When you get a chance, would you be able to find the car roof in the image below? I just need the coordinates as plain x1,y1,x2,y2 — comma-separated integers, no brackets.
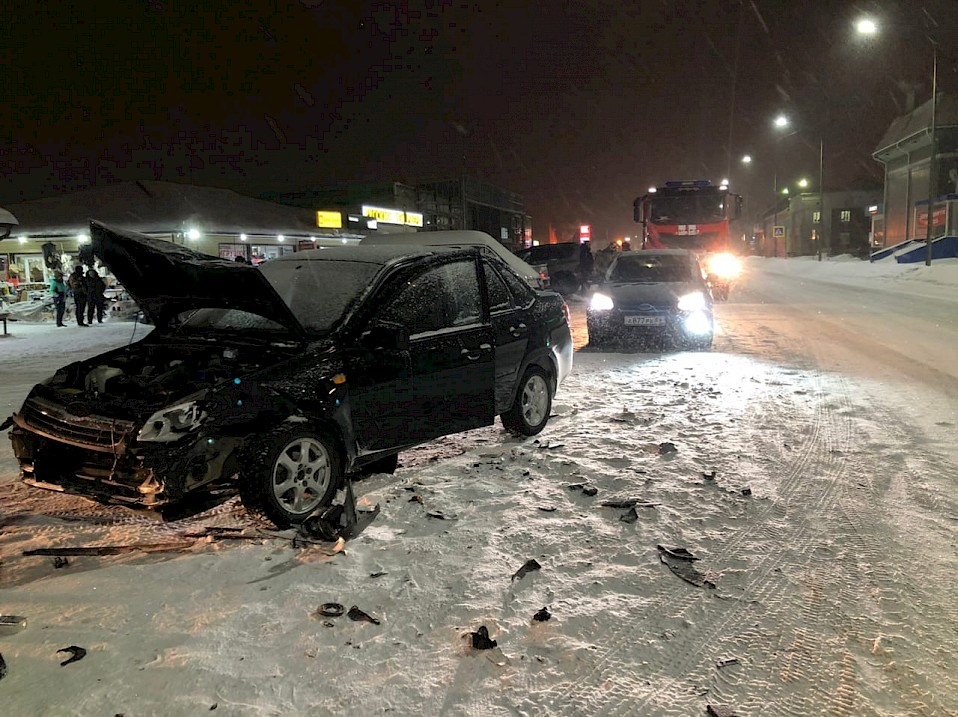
271,244,455,265
359,230,539,279
622,249,693,257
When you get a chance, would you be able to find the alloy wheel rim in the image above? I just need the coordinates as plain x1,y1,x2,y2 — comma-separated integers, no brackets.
521,375,549,426
271,437,331,515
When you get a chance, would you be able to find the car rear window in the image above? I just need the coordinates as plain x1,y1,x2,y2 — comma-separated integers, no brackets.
524,244,579,262
609,255,693,283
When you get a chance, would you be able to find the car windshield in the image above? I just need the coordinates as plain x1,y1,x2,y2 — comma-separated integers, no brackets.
259,257,382,333
609,254,692,283
522,244,578,262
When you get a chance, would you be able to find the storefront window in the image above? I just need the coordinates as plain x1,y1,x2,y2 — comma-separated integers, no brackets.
219,243,249,262
250,245,294,264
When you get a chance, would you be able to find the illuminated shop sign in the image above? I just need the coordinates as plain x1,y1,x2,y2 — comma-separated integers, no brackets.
316,210,343,228
361,205,424,227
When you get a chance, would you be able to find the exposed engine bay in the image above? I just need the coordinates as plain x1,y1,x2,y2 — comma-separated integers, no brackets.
40,340,287,416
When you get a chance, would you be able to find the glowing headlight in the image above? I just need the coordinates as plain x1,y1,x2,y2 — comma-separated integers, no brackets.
590,292,614,311
137,400,206,443
677,291,707,312
707,252,741,279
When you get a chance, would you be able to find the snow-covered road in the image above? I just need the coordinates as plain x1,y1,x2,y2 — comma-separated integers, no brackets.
0,258,956,716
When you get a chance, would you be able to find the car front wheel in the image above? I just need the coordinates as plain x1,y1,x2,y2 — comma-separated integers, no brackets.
501,365,553,436
239,425,342,528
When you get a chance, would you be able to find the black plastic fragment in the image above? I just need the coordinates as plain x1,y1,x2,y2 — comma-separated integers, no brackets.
741,487,752,496
538,506,557,512
470,625,497,650
620,507,639,523
702,471,717,480
511,559,542,581
582,486,598,497
347,606,381,625
601,499,637,509
0,651,6,680
532,607,552,622
52,556,70,569
656,545,699,561
57,645,87,666
658,442,678,455
706,705,739,717
299,480,380,541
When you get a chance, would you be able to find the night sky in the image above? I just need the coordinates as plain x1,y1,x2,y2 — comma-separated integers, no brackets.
2,0,956,242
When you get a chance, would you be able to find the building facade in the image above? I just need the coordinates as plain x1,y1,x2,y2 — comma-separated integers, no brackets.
872,92,958,249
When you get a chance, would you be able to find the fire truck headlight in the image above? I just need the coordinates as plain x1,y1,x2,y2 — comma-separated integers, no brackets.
590,292,614,311
707,253,741,280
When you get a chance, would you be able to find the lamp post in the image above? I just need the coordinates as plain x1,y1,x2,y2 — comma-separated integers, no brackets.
856,17,938,266
773,114,826,260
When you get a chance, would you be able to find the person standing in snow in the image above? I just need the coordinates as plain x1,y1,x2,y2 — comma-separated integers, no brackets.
84,268,107,324
67,265,89,326
49,269,67,327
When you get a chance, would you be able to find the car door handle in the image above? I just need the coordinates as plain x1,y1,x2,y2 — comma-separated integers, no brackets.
460,348,483,361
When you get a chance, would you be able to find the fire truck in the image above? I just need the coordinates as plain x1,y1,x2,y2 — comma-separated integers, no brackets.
633,180,743,300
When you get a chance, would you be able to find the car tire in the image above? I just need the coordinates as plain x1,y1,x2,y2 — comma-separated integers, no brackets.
238,424,342,528
500,365,553,437
359,452,399,476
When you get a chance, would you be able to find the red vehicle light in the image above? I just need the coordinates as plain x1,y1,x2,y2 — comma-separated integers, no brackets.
561,302,571,325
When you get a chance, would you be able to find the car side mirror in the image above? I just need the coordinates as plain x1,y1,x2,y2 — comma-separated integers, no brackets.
361,321,410,351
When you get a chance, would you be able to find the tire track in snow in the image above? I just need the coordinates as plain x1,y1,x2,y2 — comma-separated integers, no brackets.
535,325,858,715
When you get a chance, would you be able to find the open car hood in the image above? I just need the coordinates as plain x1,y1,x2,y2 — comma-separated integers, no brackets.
90,221,306,336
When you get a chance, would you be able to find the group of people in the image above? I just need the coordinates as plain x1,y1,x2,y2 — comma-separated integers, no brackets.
49,265,108,327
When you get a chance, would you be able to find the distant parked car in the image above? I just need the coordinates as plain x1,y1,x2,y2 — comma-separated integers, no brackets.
361,230,549,290
586,249,713,350
517,242,590,295
7,222,573,527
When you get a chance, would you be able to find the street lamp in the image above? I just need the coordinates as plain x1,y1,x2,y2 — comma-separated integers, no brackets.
774,114,826,260
856,16,938,266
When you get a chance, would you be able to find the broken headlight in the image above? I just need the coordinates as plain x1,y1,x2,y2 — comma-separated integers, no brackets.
137,400,207,443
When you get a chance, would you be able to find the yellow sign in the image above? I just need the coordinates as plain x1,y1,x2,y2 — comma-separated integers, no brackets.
316,210,343,229
361,205,424,227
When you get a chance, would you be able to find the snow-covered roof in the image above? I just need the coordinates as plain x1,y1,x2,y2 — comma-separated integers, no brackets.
873,92,958,161
3,180,320,237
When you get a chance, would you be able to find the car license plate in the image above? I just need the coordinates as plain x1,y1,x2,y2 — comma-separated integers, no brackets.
625,316,665,326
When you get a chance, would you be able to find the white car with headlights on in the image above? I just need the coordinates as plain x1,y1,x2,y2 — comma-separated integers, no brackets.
586,249,714,350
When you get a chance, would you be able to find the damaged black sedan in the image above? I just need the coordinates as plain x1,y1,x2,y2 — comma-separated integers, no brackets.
8,222,573,527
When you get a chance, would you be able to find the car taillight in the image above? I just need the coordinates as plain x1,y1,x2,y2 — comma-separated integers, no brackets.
561,302,571,325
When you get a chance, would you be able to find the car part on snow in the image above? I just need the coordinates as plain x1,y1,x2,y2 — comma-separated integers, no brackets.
716,657,740,669
469,625,497,650
298,479,380,541
706,705,739,717
656,545,699,561
0,651,5,680
741,487,752,496
532,607,552,622
52,556,70,569
317,603,345,618
657,545,715,589
347,606,380,625
57,645,87,666
620,507,639,523
426,511,456,520
511,558,542,581
500,365,553,436
702,470,717,480
0,615,27,635
600,499,661,509
658,441,678,455
23,542,194,557
239,425,342,528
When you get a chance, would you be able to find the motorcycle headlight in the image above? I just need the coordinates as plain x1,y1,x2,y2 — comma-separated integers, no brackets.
707,253,741,279
137,400,206,443
590,292,614,311
677,291,707,312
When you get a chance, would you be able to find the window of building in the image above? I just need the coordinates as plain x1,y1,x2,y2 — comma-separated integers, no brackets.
812,211,821,223
840,210,851,223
